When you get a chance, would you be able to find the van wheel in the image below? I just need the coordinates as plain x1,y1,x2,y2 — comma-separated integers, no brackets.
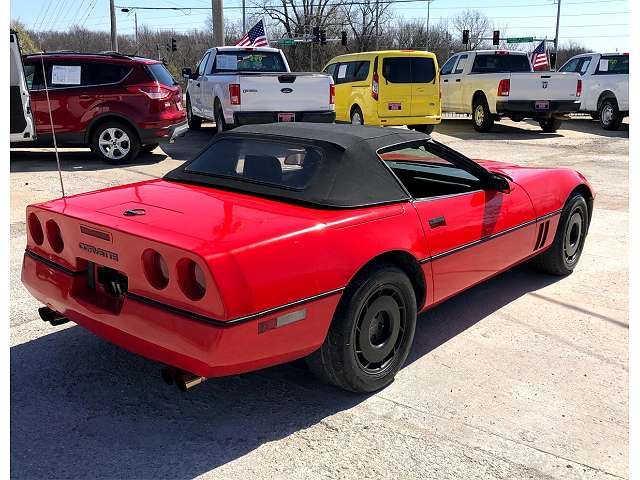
305,264,417,393
186,97,202,130
350,107,364,125
91,121,140,165
539,118,562,133
410,125,435,134
472,98,494,132
598,98,622,130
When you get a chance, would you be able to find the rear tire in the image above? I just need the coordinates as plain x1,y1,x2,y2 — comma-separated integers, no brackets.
350,106,364,125
90,121,140,165
531,193,589,276
472,98,494,132
305,264,417,393
410,124,435,134
214,102,229,134
539,118,562,133
186,97,202,130
598,98,622,130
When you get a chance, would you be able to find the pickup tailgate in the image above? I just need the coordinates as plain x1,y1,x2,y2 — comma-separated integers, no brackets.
238,73,333,111
508,72,581,101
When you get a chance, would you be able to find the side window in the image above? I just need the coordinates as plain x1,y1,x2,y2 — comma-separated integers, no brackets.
559,57,580,73
382,57,412,83
82,62,132,85
49,63,82,89
578,57,592,74
353,61,370,81
197,52,210,76
454,54,468,74
380,142,482,199
336,63,349,83
596,55,629,75
440,55,457,75
23,63,36,90
411,57,436,83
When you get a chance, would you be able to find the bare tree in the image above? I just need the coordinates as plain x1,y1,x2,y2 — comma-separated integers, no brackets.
340,0,392,52
557,40,590,67
451,9,491,50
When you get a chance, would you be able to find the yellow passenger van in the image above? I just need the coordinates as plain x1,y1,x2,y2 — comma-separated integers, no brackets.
323,50,441,133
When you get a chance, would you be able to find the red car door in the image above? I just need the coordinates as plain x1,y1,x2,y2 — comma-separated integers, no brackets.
380,141,536,304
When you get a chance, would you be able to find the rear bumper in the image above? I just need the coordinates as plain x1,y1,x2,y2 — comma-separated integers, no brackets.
376,114,441,126
139,119,189,145
21,251,339,378
233,110,336,125
496,100,581,117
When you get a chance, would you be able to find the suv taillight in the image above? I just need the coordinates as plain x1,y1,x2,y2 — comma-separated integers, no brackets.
137,85,172,100
229,84,241,105
372,71,379,100
497,79,510,96
576,79,582,97
330,84,335,105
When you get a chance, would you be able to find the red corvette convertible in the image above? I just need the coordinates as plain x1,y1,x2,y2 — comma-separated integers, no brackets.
22,123,594,393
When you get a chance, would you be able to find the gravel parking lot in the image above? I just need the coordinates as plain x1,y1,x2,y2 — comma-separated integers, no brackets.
9,118,628,480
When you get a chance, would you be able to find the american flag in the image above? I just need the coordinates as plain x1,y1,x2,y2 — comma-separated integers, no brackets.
531,41,549,71
235,19,269,47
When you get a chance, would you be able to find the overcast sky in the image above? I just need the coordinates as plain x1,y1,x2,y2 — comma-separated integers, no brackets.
11,0,629,53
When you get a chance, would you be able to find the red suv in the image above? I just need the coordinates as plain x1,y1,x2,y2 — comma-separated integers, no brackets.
20,52,187,164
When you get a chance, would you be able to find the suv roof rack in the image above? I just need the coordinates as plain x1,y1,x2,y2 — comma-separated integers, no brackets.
29,50,134,59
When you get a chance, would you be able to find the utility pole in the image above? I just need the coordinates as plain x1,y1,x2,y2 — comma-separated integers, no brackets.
134,12,138,53
554,0,561,58
109,0,118,52
426,0,433,50
242,0,246,33
212,0,224,46
375,0,379,49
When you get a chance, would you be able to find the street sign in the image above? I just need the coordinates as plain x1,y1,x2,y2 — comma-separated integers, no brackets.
506,37,534,43
277,39,296,45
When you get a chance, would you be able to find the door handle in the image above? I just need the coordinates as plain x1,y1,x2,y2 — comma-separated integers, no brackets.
443,79,449,83
455,79,461,82
428,216,446,228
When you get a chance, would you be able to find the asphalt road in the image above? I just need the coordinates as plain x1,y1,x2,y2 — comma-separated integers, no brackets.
9,117,629,480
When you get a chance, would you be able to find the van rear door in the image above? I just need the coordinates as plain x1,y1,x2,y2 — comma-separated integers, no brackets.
378,56,413,117
10,32,35,142
410,56,439,117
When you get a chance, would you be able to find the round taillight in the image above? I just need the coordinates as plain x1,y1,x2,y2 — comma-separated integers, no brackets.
45,220,64,253
28,213,44,245
177,258,206,301
142,249,169,290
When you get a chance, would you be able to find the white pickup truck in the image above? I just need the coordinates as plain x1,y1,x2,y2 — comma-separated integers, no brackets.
559,52,628,130
183,46,335,133
439,50,582,132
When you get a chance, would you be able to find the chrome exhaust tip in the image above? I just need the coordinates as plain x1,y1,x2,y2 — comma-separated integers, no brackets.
38,306,69,326
160,367,206,391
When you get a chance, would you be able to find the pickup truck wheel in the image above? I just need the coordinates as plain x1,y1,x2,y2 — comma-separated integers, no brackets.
531,193,589,276
90,122,140,165
350,107,364,125
305,265,417,393
598,98,622,130
214,105,229,134
539,118,562,133
186,97,202,130
472,99,494,132
410,125,435,134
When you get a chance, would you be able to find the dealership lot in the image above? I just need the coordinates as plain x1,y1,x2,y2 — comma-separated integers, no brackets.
10,118,628,479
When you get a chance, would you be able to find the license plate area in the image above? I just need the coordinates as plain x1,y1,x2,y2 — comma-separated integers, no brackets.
535,100,550,110
278,112,295,122
72,260,128,313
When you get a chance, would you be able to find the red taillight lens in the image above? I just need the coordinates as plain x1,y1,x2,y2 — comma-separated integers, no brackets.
576,79,582,97
142,249,169,290
372,71,379,100
137,85,172,100
229,84,241,105
45,220,64,253
28,213,44,246
330,84,335,105
177,258,206,301
497,79,510,96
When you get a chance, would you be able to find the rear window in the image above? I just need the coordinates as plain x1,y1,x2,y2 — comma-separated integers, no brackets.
184,138,322,190
471,54,531,73
595,55,628,74
147,63,178,85
382,57,436,83
213,51,286,73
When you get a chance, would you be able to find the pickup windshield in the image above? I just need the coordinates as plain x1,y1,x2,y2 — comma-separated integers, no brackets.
214,51,287,73
471,54,531,73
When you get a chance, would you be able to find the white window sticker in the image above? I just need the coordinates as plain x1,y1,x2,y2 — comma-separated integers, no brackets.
599,58,609,72
337,64,348,79
580,59,591,73
51,65,81,85
216,55,238,70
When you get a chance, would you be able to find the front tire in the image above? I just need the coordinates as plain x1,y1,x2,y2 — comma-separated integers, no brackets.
472,98,494,132
539,118,562,133
532,193,589,276
598,98,622,130
186,97,202,130
306,265,417,393
90,121,140,165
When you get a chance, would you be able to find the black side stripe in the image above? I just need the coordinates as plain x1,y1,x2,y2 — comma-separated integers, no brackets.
539,221,550,248
24,250,86,277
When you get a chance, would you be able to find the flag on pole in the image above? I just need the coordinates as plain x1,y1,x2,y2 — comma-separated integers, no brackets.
235,19,269,47
531,41,550,71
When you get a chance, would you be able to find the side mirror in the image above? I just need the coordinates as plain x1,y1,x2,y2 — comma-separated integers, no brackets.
484,173,511,193
182,67,192,79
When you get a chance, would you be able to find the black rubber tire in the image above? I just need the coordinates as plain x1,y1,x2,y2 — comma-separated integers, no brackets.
350,106,364,125
410,124,435,134
598,98,622,130
539,118,562,133
472,98,494,132
305,264,417,393
90,121,140,165
186,96,202,130
140,143,159,153
531,193,589,276
590,113,599,120
214,102,229,134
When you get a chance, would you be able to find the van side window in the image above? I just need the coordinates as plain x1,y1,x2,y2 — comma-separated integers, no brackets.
440,55,457,75
353,61,370,81
334,61,370,84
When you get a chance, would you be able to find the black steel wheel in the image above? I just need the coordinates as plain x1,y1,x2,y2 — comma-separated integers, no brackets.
306,264,417,393
539,117,562,133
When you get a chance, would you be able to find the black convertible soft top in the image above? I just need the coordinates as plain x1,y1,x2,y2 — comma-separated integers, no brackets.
165,123,431,208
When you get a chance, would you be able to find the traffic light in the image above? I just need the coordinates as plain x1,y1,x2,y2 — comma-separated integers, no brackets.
462,29,469,45
313,26,320,44
493,30,500,46
341,31,347,46
171,37,177,52
320,29,327,45
549,52,557,69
